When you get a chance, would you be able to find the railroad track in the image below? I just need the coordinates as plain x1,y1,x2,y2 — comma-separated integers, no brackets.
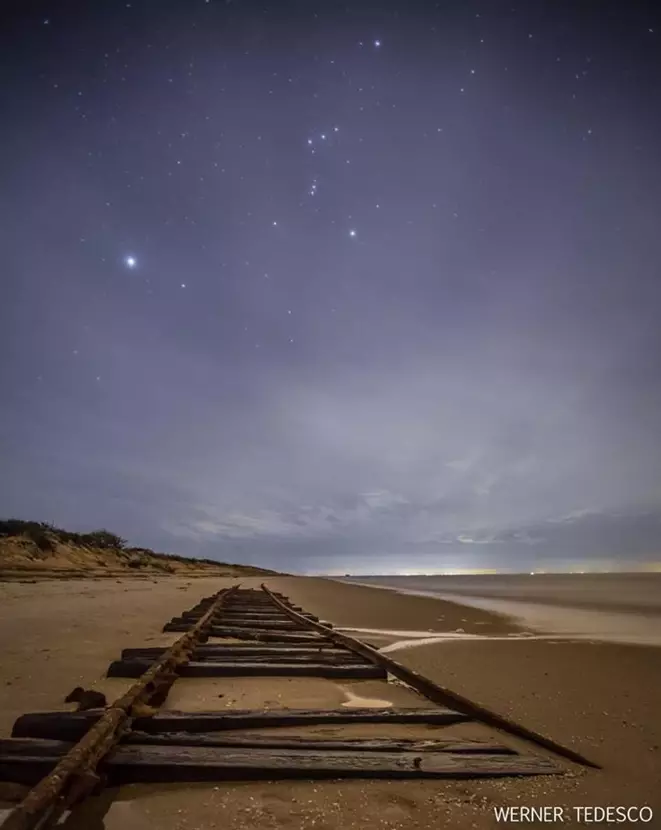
0,584,597,830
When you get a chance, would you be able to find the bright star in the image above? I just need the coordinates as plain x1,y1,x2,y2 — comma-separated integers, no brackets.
374,39,381,47
349,229,357,237
125,256,137,268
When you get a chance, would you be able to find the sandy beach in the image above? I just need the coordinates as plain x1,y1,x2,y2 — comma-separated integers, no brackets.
1,574,660,829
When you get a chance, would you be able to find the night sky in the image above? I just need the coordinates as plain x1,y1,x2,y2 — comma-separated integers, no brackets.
2,1,661,574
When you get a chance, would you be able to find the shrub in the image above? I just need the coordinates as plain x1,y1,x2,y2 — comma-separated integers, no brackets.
0,519,55,551
80,529,127,550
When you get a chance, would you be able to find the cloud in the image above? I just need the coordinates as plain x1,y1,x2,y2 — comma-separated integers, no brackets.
4,272,661,573
360,490,409,510
456,534,503,545
445,456,476,473
547,507,603,524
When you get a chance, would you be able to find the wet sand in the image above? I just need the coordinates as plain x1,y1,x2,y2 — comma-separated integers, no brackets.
1,574,660,828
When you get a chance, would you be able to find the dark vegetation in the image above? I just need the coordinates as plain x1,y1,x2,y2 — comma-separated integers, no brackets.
0,518,277,574
0,519,126,553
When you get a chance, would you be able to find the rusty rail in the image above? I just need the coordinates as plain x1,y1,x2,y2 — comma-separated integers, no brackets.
2,585,239,830
261,584,599,770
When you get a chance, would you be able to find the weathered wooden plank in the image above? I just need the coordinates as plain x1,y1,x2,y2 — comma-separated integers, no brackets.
107,660,386,679
217,617,331,627
222,602,295,608
125,734,517,754
210,618,305,626
121,646,357,661
121,654,366,677
0,743,560,784
216,610,296,615
121,650,365,665
167,618,304,631
214,604,304,612
166,622,328,637
184,612,317,621
200,654,364,664
0,736,517,755
181,613,304,622
209,621,309,631
13,708,472,741
207,627,331,643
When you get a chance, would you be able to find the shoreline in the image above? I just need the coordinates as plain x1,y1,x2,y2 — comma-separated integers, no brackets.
338,571,661,614
331,575,661,647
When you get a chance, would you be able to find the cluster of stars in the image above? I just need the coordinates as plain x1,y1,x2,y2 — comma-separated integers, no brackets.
29,3,659,382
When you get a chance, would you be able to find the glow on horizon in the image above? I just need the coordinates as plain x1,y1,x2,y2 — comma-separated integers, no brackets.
310,560,661,577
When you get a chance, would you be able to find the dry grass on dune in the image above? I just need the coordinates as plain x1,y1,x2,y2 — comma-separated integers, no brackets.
0,518,277,579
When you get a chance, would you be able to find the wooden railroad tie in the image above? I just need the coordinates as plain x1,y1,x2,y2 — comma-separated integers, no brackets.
0,739,559,785
107,660,387,679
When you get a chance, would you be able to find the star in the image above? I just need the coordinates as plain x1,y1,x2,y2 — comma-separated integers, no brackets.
349,229,357,237
374,39,381,47
124,255,137,268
